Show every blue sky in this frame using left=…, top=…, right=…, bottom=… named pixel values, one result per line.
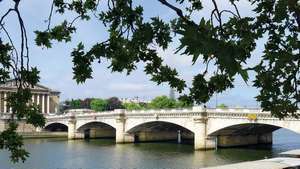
left=1, top=0, right=261, bottom=107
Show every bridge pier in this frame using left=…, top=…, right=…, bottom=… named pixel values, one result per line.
left=115, top=109, right=135, bottom=143
left=68, top=117, right=84, bottom=139
left=193, top=115, right=216, bottom=150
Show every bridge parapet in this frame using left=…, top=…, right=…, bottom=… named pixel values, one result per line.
left=44, top=107, right=272, bottom=120
left=38, top=107, right=300, bottom=151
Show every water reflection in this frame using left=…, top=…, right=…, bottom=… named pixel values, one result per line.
left=1, top=129, right=300, bottom=169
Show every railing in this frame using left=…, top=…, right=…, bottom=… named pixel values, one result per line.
left=44, top=107, right=269, bottom=119
left=3, top=107, right=298, bottom=121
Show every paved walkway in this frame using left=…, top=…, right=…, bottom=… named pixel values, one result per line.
left=280, top=149, right=300, bottom=157
left=202, top=157, right=300, bottom=169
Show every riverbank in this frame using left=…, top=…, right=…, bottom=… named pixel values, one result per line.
left=202, top=149, right=300, bottom=169
left=20, top=132, right=67, bottom=139
left=203, top=157, right=300, bottom=169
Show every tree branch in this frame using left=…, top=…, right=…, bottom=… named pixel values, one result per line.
left=157, top=0, right=196, bottom=26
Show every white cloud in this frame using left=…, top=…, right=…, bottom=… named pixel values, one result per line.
left=107, top=83, right=151, bottom=92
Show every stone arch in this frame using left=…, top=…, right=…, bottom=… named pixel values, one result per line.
left=126, top=121, right=194, bottom=142
left=44, top=122, right=68, bottom=132
left=76, top=121, right=116, bottom=139
left=126, top=119, right=195, bottom=133
left=208, top=123, right=280, bottom=136
left=207, top=119, right=300, bottom=136
left=206, top=121, right=300, bottom=147
left=76, top=120, right=116, bottom=130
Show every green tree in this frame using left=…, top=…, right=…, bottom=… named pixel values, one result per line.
left=177, top=95, right=194, bottom=108
left=69, top=99, right=81, bottom=109
left=149, top=96, right=177, bottom=109
left=1, top=0, right=300, bottom=163
left=217, top=103, right=228, bottom=109
left=123, top=102, right=143, bottom=110
left=90, top=99, right=108, bottom=111
left=106, top=97, right=124, bottom=110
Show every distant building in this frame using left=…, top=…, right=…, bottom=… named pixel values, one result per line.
left=0, top=80, right=60, bottom=114
left=120, top=97, right=150, bottom=104
left=169, top=88, right=175, bottom=100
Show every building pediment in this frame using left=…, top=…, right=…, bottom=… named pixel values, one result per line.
left=0, top=80, right=60, bottom=95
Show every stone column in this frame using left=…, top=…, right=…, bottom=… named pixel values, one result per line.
left=9, top=92, right=12, bottom=113
left=115, top=109, right=134, bottom=143
left=4, top=92, right=7, bottom=113
left=193, top=111, right=208, bottom=150
left=47, top=95, right=50, bottom=114
left=31, top=94, right=34, bottom=104
left=37, top=94, right=40, bottom=105
left=42, top=95, right=45, bottom=114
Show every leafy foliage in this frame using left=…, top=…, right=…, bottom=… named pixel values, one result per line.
left=32, top=0, right=300, bottom=119
left=69, top=99, right=81, bottom=109
left=90, top=99, right=108, bottom=111
left=217, top=103, right=228, bottom=109
left=1, top=0, right=300, bottom=163
left=149, top=95, right=184, bottom=109
left=106, top=97, right=124, bottom=110
left=122, top=102, right=144, bottom=110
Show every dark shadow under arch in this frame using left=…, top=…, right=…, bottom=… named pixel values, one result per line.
left=127, top=121, right=194, bottom=143
left=77, top=121, right=116, bottom=139
left=45, top=123, right=68, bottom=132
left=209, top=123, right=281, bottom=136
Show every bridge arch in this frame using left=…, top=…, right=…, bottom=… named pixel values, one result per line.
left=208, top=123, right=280, bottom=136
left=207, top=119, right=300, bottom=136
left=44, top=122, right=68, bottom=132
left=207, top=121, right=300, bottom=147
left=77, top=121, right=116, bottom=131
left=125, top=119, right=195, bottom=133
left=76, top=121, right=116, bottom=139
left=76, top=119, right=117, bottom=130
left=126, top=121, right=194, bottom=142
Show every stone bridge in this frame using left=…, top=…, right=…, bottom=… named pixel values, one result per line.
left=42, top=107, right=300, bottom=150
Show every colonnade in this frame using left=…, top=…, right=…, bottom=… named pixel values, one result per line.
left=0, top=92, right=50, bottom=114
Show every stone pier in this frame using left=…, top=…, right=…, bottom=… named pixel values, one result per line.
left=115, top=109, right=135, bottom=143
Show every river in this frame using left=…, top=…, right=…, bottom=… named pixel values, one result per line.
left=1, top=129, right=300, bottom=169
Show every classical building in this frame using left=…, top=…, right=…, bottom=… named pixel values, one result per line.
left=0, top=80, right=60, bottom=114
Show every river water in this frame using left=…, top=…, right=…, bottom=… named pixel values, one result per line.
left=1, top=129, right=300, bottom=169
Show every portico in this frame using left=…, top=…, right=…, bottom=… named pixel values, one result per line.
left=0, top=80, right=60, bottom=114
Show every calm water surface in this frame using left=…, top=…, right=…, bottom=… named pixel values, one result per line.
left=1, top=129, right=300, bottom=169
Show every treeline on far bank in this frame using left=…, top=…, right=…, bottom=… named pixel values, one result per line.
left=61, top=96, right=194, bottom=112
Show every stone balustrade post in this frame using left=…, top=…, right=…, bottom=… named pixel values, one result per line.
left=115, top=109, right=134, bottom=143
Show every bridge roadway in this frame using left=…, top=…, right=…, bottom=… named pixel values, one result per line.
left=40, top=107, right=300, bottom=150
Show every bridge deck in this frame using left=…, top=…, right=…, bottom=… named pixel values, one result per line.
left=202, top=157, right=300, bottom=169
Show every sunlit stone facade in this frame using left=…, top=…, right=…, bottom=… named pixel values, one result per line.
left=0, top=80, right=60, bottom=114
